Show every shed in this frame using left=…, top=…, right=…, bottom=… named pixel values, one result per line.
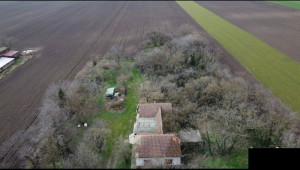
left=0, top=57, right=15, bottom=72
left=1, top=50, right=20, bottom=58
left=0, top=47, right=9, bottom=54
left=178, top=129, right=202, bottom=142
left=105, top=87, right=115, bottom=98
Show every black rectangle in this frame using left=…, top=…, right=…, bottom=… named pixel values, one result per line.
left=249, top=148, right=300, bottom=169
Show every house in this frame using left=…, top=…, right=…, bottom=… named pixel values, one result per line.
left=0, top=57, right=15, bottom=72
left=0, top=47, right=9, bottom=55
left=105, top=87, right=115, bottom=99
left=134, top=134, right=182, bottom=167
left=1, top=50, right=20, bottom=58
left=130, top=103, right=183, bottom=167
left=133, top=103, right=172, bottom=134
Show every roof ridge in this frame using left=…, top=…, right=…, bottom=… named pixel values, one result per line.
left=137, top=133, right=177, bottom=137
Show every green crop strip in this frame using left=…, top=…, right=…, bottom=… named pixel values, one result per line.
left=270, top=1, right=300, bottom=10
left=177, top=1, right=300, bottom=116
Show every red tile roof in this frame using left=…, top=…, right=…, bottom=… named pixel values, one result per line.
left=135, top=134, right=181, bottom=158
left=138, top=103, right=172, bottom=117
left=2, top=50, right=19, bottom=57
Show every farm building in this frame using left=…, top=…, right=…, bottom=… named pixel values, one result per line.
left=130, top=103, right=182, bottom=167
left=105, top=87, right=115, bottom=98
left=133, top=103, right=172, bottom=134
left=134, top=134, right=182, bottom=167
left=1, top=50, right=20, bottom=58
left=0, top=57, right=15, bottom=72
left=0, top=47, right=9, bottom=55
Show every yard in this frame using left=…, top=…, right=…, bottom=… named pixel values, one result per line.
left=95, top=61, right=143, bottom=168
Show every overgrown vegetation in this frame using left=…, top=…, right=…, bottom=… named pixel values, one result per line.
left=23, top=49, right=142, bottom=168
left=135, top=25, right=300, bottom=168
left=22, top=25, right=299, bottom=169
left=0, top=35, right=15, bottom=48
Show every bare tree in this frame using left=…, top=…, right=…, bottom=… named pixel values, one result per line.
left=146, top=31, right=171, bottom=47
left=0, top=35, right=16, bottom=48
left=139, top=81, right=163, bottom=103
left=106, top=45, right=124, bottom=66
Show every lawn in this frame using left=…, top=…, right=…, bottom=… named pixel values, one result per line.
left=203, top=151, right=248, bottom=169
left=177, top=1, right=300, bottom=116
left=95, top=61, right=144, bottom=168
left=270, top=1, right=300, bottom=9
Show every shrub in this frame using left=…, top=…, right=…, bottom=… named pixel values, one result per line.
left=135, top=27, right=296, bottom=167
left=146, top=31, right=171, bottom=47
left=113, top=136, right=131, bottom=167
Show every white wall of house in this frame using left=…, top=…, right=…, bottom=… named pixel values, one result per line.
left=136, top=157, right=181, bottom=166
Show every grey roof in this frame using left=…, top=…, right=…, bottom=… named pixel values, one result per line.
left=105, top=87, right=115, bottom=96
left=0, top=57, right=14, bottom=68
left=178, top=129, right=202, bottom=142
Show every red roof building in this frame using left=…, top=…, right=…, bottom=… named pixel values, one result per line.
left=137, top=103, right=172, bottom=117
left=132, top=103, right=181, bottom=167
left=1, top=50, right=20, bottom=58
left=135, top=134, right=182, bottom=158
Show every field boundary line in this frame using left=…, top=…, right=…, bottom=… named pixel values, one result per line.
left=177, top=1, right=300, bottom=115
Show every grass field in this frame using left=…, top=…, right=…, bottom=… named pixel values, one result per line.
left=270, top=1, right=300, bottom=9
left=177, top=1, right=300, bottom=116
left=202, top=151, right=248, bottom=169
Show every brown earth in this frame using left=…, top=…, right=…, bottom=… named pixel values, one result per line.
left=0, top=1, right=258, bottom=168
left=197, top=1, right=300, bottom=62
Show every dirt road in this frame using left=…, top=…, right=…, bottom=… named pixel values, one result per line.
left=197, top=1, right=300, bottom=62
left=0, top=1, right=258, bottom=168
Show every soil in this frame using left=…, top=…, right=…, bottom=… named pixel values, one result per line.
left=0, top=1, right=262, bottom=168
left=197, top=1, right=300, bottom=62
left=105, top=97, right=126, bottom=114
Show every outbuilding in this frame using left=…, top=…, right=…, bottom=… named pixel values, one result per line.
left=1, top=50, right=20, bottom=58
left=0, top=57, right=15, bottom=72
left=0, top=47, right=9, bottom=55
left=105, top=87, right=115, bottom=98
left=178, top=129, right=202, bottom=143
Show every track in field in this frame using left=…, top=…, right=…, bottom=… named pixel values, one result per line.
left=197, top=1, right=300, bottom=62
left=0, top=1, right=260, bottom=168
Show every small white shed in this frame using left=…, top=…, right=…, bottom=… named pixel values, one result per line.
left=0, top=57, right=15, bottom=72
